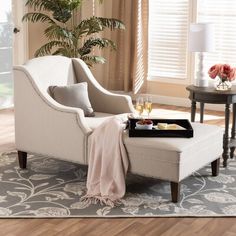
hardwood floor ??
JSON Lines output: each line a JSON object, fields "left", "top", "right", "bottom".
{"left": 0, "top": 105, "right": 236, "bottom": 236}
{"left": 0, "top": 108, "right": 15, "bottom": 152}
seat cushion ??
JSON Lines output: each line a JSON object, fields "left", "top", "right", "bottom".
{"left": 85, "top": 112, "right": 128, "bottom": 130}
{"left": 123, "top": 122, "right": 223, "bottom": 182}
{"left": 49, "top": 82, "right": 95, "bottom": 117}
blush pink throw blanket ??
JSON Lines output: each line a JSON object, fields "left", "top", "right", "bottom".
{"left": 82, "top": 117, "right": 129, "bottom": 207}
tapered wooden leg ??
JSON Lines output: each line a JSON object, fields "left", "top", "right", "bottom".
{"left": 200, "top": 102, "right": 204, "bottom": 123}
{"left": 18, "top": 151, "right": 27, "bottom": 169}
{"left": 230, "top": 103, "right": 236, "bottom": 159}
{"left": 170, "top": 182, "right": 180, "bottom": 203}
{"left": 191, "top": 101, "right": 196, "bottom": 122}
{"left": 223, "top": 104, "right": 231, "bottom": 167}
{"left": 211, "top": 158, "right": 220, "bottom": 176}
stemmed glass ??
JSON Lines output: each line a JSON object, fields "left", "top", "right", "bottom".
{"left": 144, "top": 96, "right": 152, "bottom": 117}
{"left": 135, "top": 97, "right": 144, "bottom": 117}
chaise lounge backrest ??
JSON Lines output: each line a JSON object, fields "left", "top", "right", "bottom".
{"left": 21, "top": 56, "right": 76, "bottom": 93}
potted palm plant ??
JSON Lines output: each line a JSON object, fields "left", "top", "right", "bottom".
{"left": 23, "top": 0, "right": 125, "bottom": 67}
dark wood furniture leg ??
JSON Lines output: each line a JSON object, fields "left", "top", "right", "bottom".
{"left": 191, "top": 101, "right": 196, "bottom": 122}
{"left": 223, "top": 104, "right": 230, "bottom": 167}
{"left": 170, "top": 182, "right": 180, "bottom": 203}
{"left": 18, "top": 151, "right": 27, "bottom": 169}
{"left": 211, "top": 158, "right": 220, "bottom": 176}
{"left": 230, "top": 103, "right": 236, "bottom": 159}
{"left": 200, "top": 102, "right": 204, "bottom": 123}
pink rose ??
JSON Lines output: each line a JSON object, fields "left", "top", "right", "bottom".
{"left": 229, "top": 68, "right": 236, "bottom": 81}
{"left": 208, "top": 64, "right": 221, "bottom": 79}
{"left": 219, "top": 64, "right": 231, "bottom": 80}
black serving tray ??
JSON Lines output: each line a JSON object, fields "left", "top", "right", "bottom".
{"left": 128, "top": 118, "right": 193, "bottom": 138}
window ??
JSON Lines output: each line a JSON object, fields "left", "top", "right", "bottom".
{"left": 0, "top": 0, "right": 13, "bottom": 108}
{"left": 148, "top": 0, "right": 236, "bottom": 84}
{"left": 148, "top": 0, "right": 191, "bottom": 83}
{"left": 198, "top": 0, "right": 236, "bottom": 69}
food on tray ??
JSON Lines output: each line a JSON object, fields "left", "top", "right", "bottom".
{"left": 136, "top": 119, "right": 153, "bottom": 125}
{"left": 155, "top": 123, "right": 186, "bottom": 130}
{"left": 136, "top": 119, "right": 153, "bottom": 130}
{"left": 166, "top": 124, "right": 185, "bottom": 130}
{"left": 135, "top": 119, "right": 186, "bottom": 130}
{"left": 157, "top": 123, "right": 168, "bottom": 130}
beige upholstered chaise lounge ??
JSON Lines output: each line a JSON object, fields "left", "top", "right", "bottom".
{"left": 14, "top": 56, "right": 223, "bottom": 202}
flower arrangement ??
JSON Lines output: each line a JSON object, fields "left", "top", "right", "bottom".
{"left": 208, "top": 64, "right": 236, "bottom": 90}
{"left": 208, "top": 64, "right": 236, "bottom": 82}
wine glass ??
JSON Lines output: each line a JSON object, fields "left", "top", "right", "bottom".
{"left": 135, "top": 97, "right": 144, "bottom": 117}
{"left": 144, "top": 96, "right": 152, "bottom": 117}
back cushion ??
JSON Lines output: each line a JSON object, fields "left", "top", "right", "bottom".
{"left": 23, "top": 56, "right": 76, "bottom": 93}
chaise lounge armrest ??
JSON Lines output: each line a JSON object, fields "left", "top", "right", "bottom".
{"left": 72, "top": 58, "right": 135, "bottom": 114}
{"left": 14, "top": 67, "right": 92, "bottom": 135}
{"left": 43, "top": 95, "right": 93, "bottom": 135}
{"left": 89, "top": 89, "right": 135, "bottom": 115}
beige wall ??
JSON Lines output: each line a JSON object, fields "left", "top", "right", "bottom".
{"left": 28, "top": 21, "right": 47, "bottom": 59}
{"left": 27, "top": 1, "right": 188, "bottom": 99}
{"left": 147, "top": 81, "right": 188, "bottom": 98}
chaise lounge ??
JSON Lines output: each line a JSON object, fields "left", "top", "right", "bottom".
{"left": 14, "top": 56, "right": 223, "bottom": 202}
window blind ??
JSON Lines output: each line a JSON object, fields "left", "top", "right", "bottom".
{"left": 148, "top": 0, "right": 189, "bottom": 80}
{"left": 198, "top": 0, "right": 236, "bottom": 69}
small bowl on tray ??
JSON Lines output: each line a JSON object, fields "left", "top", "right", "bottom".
{"left": 135, "top": 119, "right": 153, "bottom": 130}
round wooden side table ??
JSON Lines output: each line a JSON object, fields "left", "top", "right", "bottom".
{"left": 186, "top": 85, "right": 236, "bottom": 167}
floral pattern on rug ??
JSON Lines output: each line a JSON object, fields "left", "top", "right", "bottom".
{"left": 0, "top": 151, "right": 236, "bottom": 217}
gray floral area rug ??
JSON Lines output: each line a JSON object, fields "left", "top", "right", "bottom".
{"left": 0, "top": 151, "right": 236, "bottom": 218}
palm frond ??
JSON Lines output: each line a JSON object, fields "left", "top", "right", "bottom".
{"left": 80, "top": 55, "right": 106, "bottom": 67}
{"left": 52, "top": 8, "right": 72, "bottom": 23}
{"left": 25, "top": 0, "right": 55, "bottom": 11}
{"left": 76, "top": 16, "right": 125, "bottom": 37}
{"left": 78, "top": 38, "right": 116, "bottom": 56}
{"left": 25, "top": 0, "right": 42, "bottom": 9}
{"left": 67, "top": 0, "right": 83, "bottom": 11}
{"left": 44, "top": 25, "right": 73, "bottom": 41}
{"left": 22, "top": 12, "right": 55, "bottom": 24}
{"left": 25, "top": 0, "right": 76, "bottom": 23}
{"left": 74, "top": 20, "right": 90, "bottom": 37}
{"left": 76, "top": 17, "right": 103, "bottom": 36}
{"left": 52, "top": 48, "right": 74, "bottom": 57}
{"left": 98, "top": 17, "right": 125, "bottom": 30}
{"left": 24, "top": 0, "right": 125, "bottom": 66}
{"left": 35, "top": 41, "right": 70, "bottom": 57}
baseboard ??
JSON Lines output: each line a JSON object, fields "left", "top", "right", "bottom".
{"left": 0, "top": 105, "right": 14, "bottom": 111}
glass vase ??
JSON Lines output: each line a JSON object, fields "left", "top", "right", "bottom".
{"left": 214, "top": 78, "right": 232, "bottom": 91}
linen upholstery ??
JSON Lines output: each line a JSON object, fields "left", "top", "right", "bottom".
{"left": 14, "top": 55, "right": 223, "bottom": 188}
{"left": 72, "top": 59, "right": 135, "bottom": 114}
{"left": 124, "top": 123, "right": 223, "bottom": 182}
{"left": 85, "top": 112, "right": 128, "bottom": 130}
{"left": 21, "top": 56, "right": 76, "bottom": 93}
{"left": 49, "top": 82, "right": 95, "bottom": 117}
{"left": 14, "top": 56, "right": 134, "bottom": 165}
